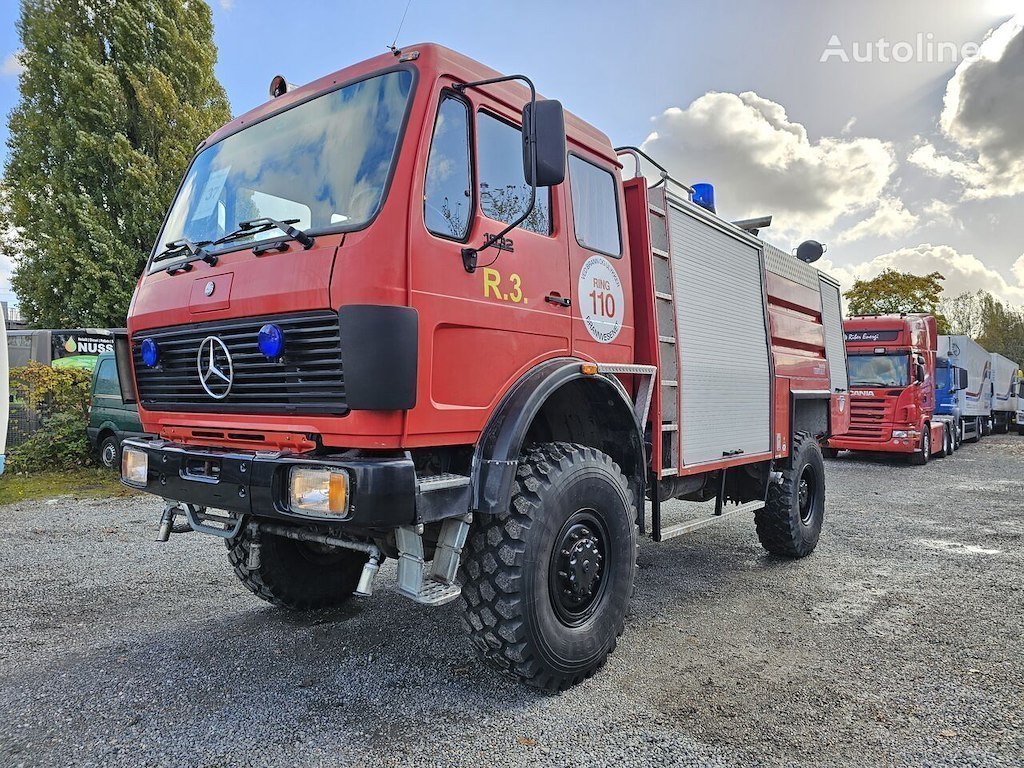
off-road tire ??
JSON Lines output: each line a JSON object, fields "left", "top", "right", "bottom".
{"left": 99, "top": 435, "right": 120, "bottom": 470}
{"left": 226, "top": 527, "right": 367, "bottom": 610}
{"left": 908, "top": 425, "right": 930, "bottom": 466}
{"left": 755, "top": 432, "right": 824, "bottom": 558}
{"left": 460, "top": 442, "right": 638, "bottom": 692}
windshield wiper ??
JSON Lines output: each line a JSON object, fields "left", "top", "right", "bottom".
{"left": 214, "top": 217, "right": 315, "bottom": 252}
{"left": 153, "top": 237, "right": 217, "bottom": 271}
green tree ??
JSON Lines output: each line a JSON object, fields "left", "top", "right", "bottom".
{"left": 977, "top": 294, "right": 1024, "bottom": 364}
{"left": 941, "top": 290, "right": 986, "bottom": 337}
{"left": 2, "top": 0, "right": 231, "bottom": 327}
{"left": 844, "top": 269, "right": 949, "bottom": 333}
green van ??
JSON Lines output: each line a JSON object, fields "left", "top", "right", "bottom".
{"left": 87, "top": 352, "right": 145, "bottom": 469}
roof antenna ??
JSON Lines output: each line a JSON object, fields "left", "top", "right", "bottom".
{"left": 388, "top": 0, "right": 414, "bottom": 56}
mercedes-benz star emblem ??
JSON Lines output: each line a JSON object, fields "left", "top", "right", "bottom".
{"left": 197, "top": 336, "right": 233, "bottom": 399}
{"left": 204, "top": 281, "right": 215, "bottom": 297}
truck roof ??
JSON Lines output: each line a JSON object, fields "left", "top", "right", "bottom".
{"left": 843, "top": 314, "right": 936, "bottom": 351}
{"left": 201, "top": 43, "right": 619, "bottom": 167}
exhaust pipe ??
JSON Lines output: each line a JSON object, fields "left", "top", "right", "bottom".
{"left": 355, "top": 555, "right": 381, "bottom": 597}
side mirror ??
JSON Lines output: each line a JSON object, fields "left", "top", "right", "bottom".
{"left": 915, "top": 363, "right": 926, "bottom": 384}
{"left": 522, "top": 99, "right": 565, "bottom": 188}
{"left": 958, "top": 368, "right": 969, "bottom": 390}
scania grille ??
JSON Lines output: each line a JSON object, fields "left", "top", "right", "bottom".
{"left": 848, "top": 398, "right": 891, "bottom": 440}
{"left": 132, "top": 311, "right": 347, "bottom": 415}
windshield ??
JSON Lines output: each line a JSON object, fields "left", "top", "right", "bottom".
{"left": 848, "top": 353, "right": 910, "bottom": 388}
{"left": 935, "top": 363, "right": 952, "bottom": 391}
{"left": 153, "top": 69, "right": 414, "bottom": 269}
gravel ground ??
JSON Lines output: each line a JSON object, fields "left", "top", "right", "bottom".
{"left": 1, "top": 435, "right": 1022, "bottom": 768}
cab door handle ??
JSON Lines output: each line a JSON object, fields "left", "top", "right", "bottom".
{"left": 545, "top": 294, "right": 571, "bottom": 308}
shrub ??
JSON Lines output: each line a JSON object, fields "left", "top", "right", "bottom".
{"left": 7, "top": 362, "right": 94, "bottom": 471}
{"left": 8, "top": 412, "right": 91, "bottom": 473}
{"left": 9, "top": 362, "right": 91, "bottom": 419}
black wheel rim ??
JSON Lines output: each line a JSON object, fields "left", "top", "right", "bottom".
{"left": 549, "top": 509, "right": 609, "bottom": 627}
{"left": 797, "top": 465, "right": 817, "bottom": 525}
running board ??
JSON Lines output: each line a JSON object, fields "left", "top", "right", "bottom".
{"left": 656, "top": 500, "right": 764, "bottom": 541}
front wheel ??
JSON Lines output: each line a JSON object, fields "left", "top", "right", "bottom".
{"left": 908, "top": 426, "right": 930, "bottom": 466}
{"left": 755, "top": 432, "right": 825, "bottom": 558}
{"left": 460, "top": 442, "right": 638, "bottom": 692}
{"left": 226, "top": 527, "right": 368, "bottom": 610}
{"left": 99, "top": 435, "right": 120, "bottom": 470}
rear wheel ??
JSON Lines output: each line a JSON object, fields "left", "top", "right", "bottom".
{"left": 460, "top": 442, "right": 638, "bottom": 692}
{"left": 226, "top": 527, "right": 367, "bottom": 610}
{"left": 937, "top": 425, "right": 951, "bottom": 458}
{"left": 755, "top": 432, "right": 825, "bottom": 558}
{"left": 967, "top": 417, "right": 981, "bottom": 443}
{"left": 909, "top": 425, "right": 930, "bottom": 465}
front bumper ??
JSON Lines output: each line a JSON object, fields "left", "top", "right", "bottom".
{"left": 828, "top": 433, "right": 920, "bottom": 454}
{"left": 119, "top": 438, "right": 416, "bottom": 529}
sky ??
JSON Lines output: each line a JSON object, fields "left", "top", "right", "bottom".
{"left": 0, "top": 0, "right": 1023, "bottom": 310}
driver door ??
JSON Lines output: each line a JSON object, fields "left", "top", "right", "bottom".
{"left": 407, "top": 82, "right": 571, "bottom": 444}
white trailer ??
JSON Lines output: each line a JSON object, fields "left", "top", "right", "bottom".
{"left": 939, "top": 335, "right": 992, "bottom": 442}
{"left": 990, "top": 352, "right": 1021, "bottom": 434}
{"left": 0, "top": 310, "right": 7, "bottom": 475}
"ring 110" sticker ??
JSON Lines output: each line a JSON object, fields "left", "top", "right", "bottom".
{"left": 578, "top": 255, "right": 624, "bottom": 343}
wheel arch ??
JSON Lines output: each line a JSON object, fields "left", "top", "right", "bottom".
{"left": 473, "top": 358, "right": 647, "bottom": 517}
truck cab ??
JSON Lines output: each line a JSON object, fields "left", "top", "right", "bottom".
{"left": 828, "top": 314, "right": 950, "bottom": 463}
{"left": 934, "top": 356, "right": 968, "bottom": 448}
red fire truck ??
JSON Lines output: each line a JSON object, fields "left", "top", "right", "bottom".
{"left": 117, "top": 44, "right": 849, "bottom": 690}
{"left": 827, "top": 314, "right": 951, "bottom": 463}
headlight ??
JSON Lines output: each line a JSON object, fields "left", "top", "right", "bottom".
{"left": 891, "top": 430, "right": 909, "bottom": 438}
{"left": 121, "top": 447, "right": 149, "bottom": 487}
{"left": 288, "top": 467, "right": 349, "bottom": 516}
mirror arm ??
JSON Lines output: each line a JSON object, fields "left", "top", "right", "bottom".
{"left": 454, "top": 74, "right": 538, "bottom": 273}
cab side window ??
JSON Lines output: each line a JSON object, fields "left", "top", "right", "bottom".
{"left": 477, "top": 111, "right": 550, "bottom": 235}
{"left": 568, "top": 155, "right": 621, "bottom": 257}
{"left": 424, "top": 95, "right": 472, "bottom": 240}
{"left": 95, "top": 360, "right": 120, "bottom": 397}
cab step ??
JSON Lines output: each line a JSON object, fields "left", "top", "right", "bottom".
{"left": 417, "top": 472, "right": 471, "bottom": 492}
{"left": 395, "top": 515, "right": 471, "bottom": 606}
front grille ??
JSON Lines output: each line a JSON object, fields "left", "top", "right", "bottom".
{"left": 848, "top": 397, "right": 893, "bottom": 440}
{"left": 133, "top": 311, "right": 347, "bottom": 415}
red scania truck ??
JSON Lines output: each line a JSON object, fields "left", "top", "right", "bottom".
{"left": 827, "top": 314, "right": 952, "bottom": 464}
{"left": 117, "top": 44, "right": 849, "bottom": 690}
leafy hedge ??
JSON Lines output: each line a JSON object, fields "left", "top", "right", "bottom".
{"left": 8, "top": 362, "right": 94, "bottom": 472}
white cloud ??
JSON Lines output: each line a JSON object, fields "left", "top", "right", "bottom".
{"left": 835, "top": 197, "right": 919, "bottom": 244}
{"left": 640, "top": 91, "right": 897, "bottom": 237}
{"left": 1, "top": 50, "right": 24, "bottom": 77}
{"left": 841, "top": 116, "right": 857, "bottom": 135}
{"left": 909, "top": 14, "right": 1024, "bottom": 199}
{"left": 820, "top": 243, "right": 1024, "bottom": 306}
